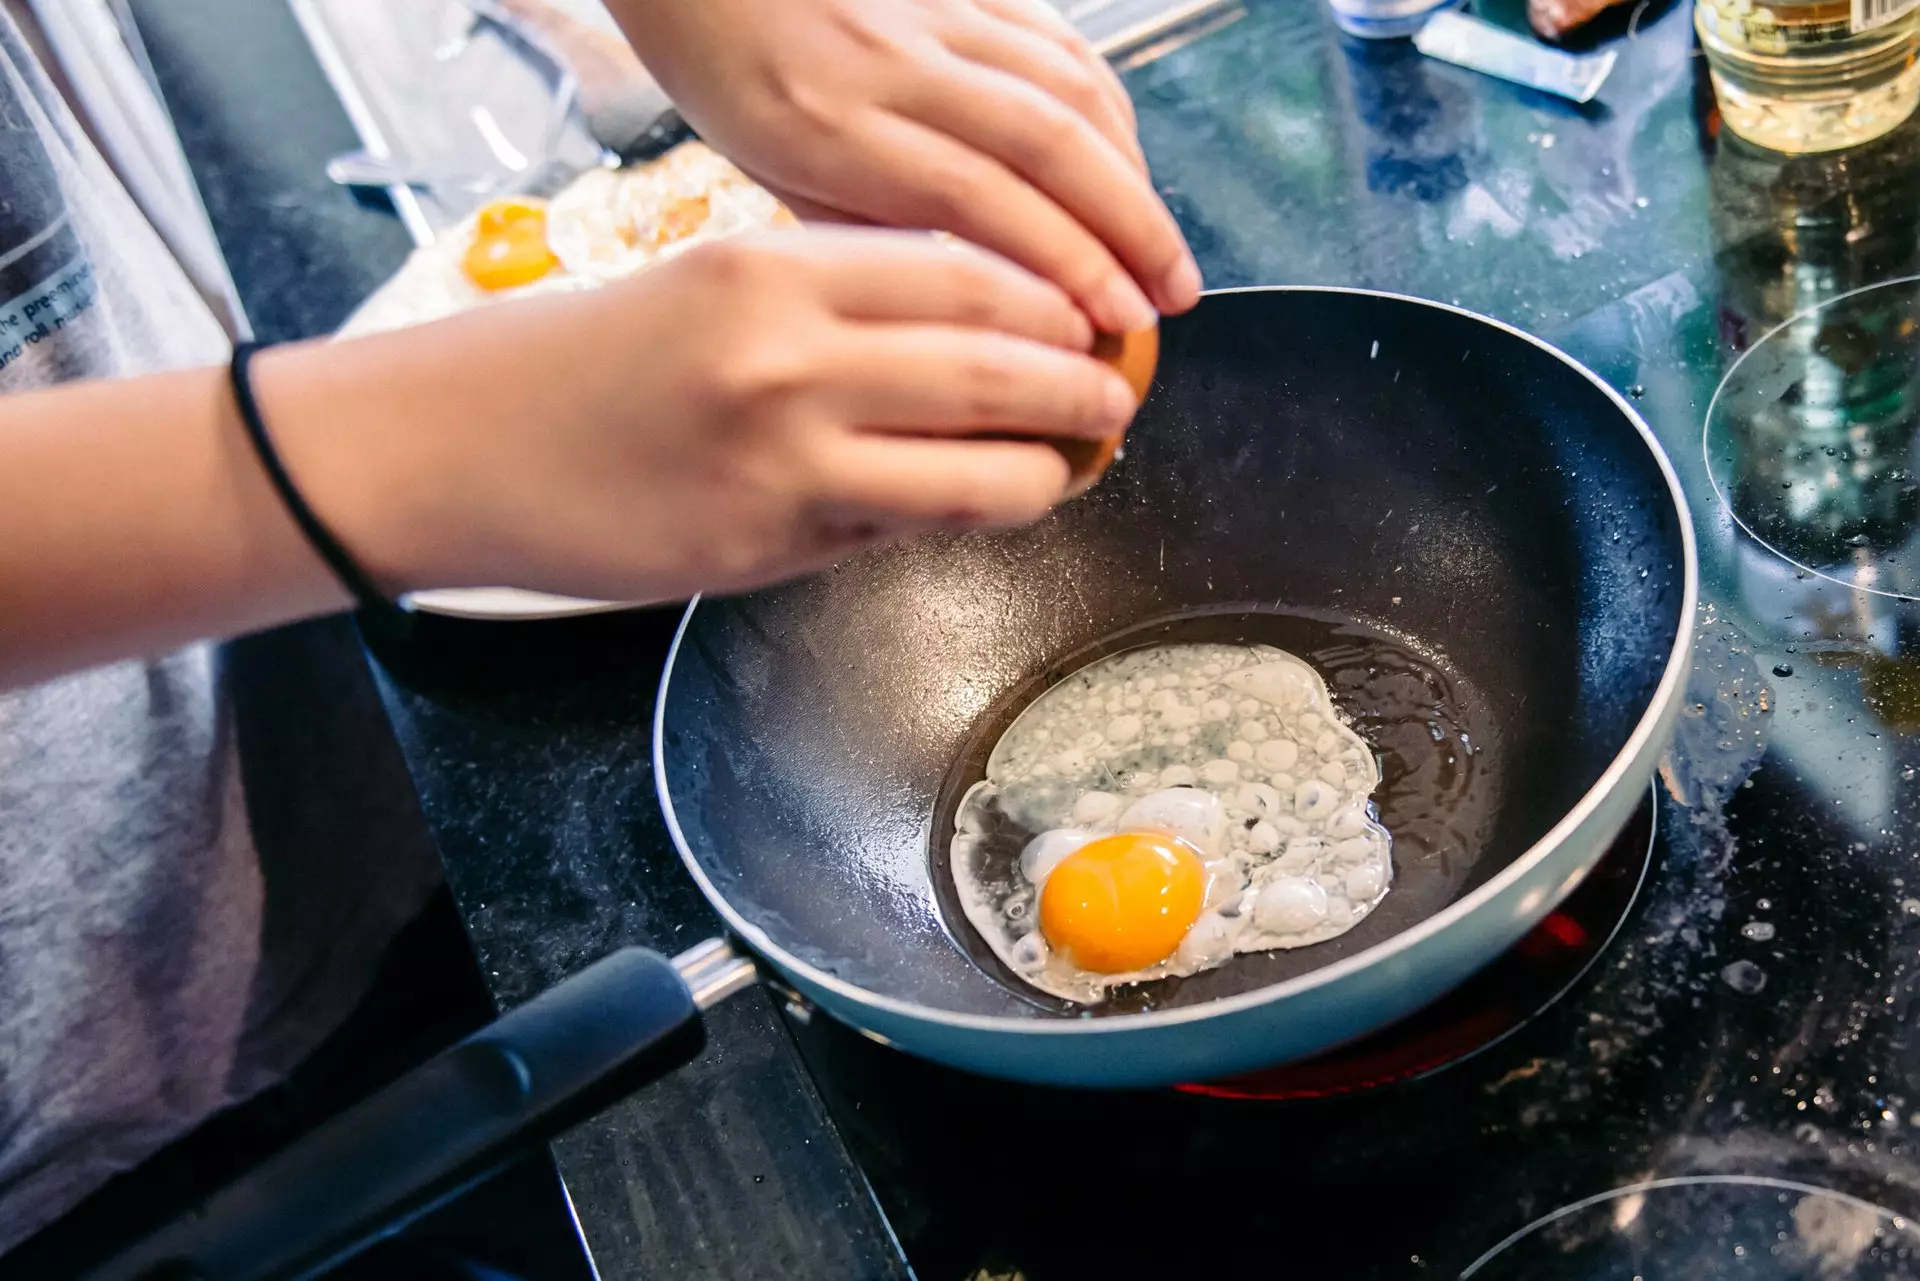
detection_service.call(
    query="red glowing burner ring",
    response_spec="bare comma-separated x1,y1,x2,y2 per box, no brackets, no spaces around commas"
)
1174,795,1654,1101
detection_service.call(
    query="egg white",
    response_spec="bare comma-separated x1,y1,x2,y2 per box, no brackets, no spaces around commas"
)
951,642,1393,1004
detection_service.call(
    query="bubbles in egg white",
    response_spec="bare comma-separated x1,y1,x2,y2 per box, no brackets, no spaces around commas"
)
547,143,789,281
950,642,1393,1004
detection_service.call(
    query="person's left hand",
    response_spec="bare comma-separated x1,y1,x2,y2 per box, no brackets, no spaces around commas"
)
603,0,1200,336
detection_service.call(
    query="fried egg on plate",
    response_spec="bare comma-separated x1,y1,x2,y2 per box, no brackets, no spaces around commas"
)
951,642,1393,1005
336,141,792,339
545,142,788,280
334,141,794,618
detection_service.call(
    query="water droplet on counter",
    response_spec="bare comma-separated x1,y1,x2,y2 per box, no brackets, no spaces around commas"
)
1627,384,1646,399
1741,921,1776,941
1903,766,1917,781
1722,960,1768,993
1773,663,1794,678
1903,898,1920,916
1634,196,1650,208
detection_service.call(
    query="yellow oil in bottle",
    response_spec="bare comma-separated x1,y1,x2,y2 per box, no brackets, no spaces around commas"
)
1696,0,1920,152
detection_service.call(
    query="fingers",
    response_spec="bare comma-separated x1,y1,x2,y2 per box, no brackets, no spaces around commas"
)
808,110,1159,335
818,433,1072,528
970,0,1142,141
783,228,1094,351
894,61,1199,317
823,323,1135,438
975,0,1112,57
758,183,872,226
944,13,1146,174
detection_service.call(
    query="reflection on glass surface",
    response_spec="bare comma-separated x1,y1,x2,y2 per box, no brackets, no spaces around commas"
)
1711,124,1920,345
1332,32,1472,203
1460,1176,1920,1278
1709,276,1920,594
1706,123,1920,641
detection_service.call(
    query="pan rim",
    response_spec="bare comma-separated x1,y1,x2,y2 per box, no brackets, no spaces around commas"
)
653,284,1701,1038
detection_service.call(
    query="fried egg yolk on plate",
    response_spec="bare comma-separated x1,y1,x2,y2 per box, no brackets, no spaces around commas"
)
950,642,1393,1004
461,198,561,292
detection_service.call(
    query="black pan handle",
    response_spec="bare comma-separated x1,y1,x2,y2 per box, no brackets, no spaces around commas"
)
86,939,757,1281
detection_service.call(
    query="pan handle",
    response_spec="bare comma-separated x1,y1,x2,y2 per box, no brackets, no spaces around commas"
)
90,939,757,1281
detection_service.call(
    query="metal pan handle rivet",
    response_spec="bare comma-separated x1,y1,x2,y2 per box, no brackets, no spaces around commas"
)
673,936,758,1009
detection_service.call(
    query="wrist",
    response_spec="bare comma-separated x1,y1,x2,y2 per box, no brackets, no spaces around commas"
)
246,335,466,598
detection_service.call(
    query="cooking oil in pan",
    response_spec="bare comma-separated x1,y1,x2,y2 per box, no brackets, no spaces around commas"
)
929,608,1503,1015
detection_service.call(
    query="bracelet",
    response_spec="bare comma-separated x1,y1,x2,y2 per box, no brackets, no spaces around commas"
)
229,342,415,646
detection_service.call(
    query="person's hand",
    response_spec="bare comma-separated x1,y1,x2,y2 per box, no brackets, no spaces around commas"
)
260,229,1139,603
604,0,1200,335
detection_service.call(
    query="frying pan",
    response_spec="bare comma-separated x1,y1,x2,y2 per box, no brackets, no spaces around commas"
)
90,288,1695,1280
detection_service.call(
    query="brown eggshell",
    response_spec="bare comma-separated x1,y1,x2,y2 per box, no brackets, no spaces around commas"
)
1056,325,1159,495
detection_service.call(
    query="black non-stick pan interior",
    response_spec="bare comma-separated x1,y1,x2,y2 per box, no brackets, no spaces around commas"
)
657,289,1687,1021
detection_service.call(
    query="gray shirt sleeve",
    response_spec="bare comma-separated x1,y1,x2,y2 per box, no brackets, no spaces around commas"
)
0,11,442,1248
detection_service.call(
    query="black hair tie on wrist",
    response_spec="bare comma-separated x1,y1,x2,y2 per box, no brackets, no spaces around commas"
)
229,341,415,647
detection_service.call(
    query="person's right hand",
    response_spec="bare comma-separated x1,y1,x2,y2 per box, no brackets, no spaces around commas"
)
260,228,1139,604
603,0,1199,335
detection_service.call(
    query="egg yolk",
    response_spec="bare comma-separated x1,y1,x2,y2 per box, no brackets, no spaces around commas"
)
1039,832,1206,974
462,198,558,291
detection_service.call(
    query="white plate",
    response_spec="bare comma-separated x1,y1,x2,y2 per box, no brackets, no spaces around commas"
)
335,141,784,622
402,586,633,620
340,198,631,621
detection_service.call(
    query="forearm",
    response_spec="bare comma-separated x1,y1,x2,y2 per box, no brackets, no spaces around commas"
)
592,0,696,91
0,358,348,689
